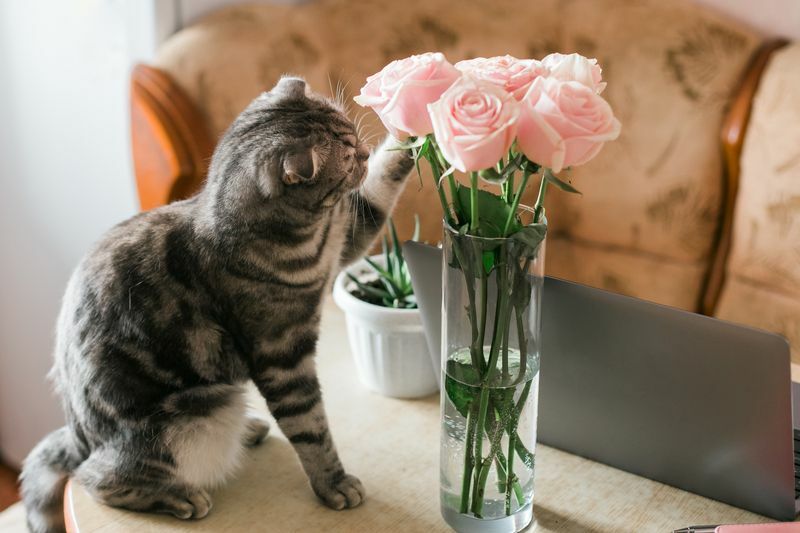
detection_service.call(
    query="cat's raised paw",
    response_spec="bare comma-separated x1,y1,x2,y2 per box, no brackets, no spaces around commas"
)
314,473,365,510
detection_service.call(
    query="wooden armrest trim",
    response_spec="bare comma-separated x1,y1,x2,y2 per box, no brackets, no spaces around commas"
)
701,39,789,315
130,64,215,211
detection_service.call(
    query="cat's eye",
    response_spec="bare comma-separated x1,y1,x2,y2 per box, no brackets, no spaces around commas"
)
341,135,357,148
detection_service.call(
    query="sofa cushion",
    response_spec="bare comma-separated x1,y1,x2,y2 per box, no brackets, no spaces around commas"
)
715,43,800,362
154,0,759,310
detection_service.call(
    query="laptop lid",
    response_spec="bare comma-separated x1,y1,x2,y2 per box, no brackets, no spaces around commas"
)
403,241,795,521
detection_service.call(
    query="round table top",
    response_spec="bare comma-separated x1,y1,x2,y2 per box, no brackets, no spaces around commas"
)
66,300,784,532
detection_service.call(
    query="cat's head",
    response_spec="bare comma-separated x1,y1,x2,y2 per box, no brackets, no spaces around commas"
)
211,76,371,211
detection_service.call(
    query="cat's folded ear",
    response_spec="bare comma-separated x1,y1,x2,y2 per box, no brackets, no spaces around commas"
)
282,146,321,185
274,76,308,100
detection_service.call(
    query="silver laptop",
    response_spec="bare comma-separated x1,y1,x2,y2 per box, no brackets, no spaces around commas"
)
403,241,797,521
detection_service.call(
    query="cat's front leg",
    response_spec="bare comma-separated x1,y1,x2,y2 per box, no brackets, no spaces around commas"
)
252,342,364,509
340,136,414,265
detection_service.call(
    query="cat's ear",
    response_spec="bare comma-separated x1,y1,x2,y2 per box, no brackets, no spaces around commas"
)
282,146,321,185
274,76,307,100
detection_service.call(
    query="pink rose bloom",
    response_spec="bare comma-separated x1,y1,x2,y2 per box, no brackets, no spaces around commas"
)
353,52,460,139
455,55,548,100
428,77,520,173
542,52,606,94
516,77,621,173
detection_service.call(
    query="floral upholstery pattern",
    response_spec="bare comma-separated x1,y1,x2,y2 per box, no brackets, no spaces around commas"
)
154,0,761,313
715,43,800,362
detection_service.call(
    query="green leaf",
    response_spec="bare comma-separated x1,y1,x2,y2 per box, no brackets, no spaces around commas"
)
364,256,393,281
478,168,503,183
545,170,582,195
510,224,547,256
456,187,523,238
482,250,495,274
411,214,420,242
382,235,390,269
390,253,401,284
346,273,392,300
444,361,481,417
515,440,534,468
412,136,432,182
350,214,419,309
388,217,403,263
379,275,401,299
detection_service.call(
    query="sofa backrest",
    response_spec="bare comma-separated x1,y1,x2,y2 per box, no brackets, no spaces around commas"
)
150,0,761,313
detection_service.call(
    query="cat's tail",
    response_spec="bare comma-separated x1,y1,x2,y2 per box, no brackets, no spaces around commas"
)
20,426,86,533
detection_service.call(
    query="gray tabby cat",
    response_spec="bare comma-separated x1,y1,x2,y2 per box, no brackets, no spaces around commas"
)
20,76,413,533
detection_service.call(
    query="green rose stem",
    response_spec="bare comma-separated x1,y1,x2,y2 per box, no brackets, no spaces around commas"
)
471,266,516,516
430,137,462,219
472,395,509,516
471,381,490,514
534,169,551,223
469,172,480,233
420,143,487,516
422,145,453,226
468,209,540,517
505,307,531,514
459,402,478,513
513,306,528,387
503,150,516,204
505,430,517,515
425,148,483,374
499,271,533,515
494,440,524,505
468,243,489,515
499,254,510,379
464,262,483,372
502,169,533,236
429,150,546,518
461,166,546,517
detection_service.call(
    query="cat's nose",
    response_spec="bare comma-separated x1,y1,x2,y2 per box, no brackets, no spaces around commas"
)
356,144,370,161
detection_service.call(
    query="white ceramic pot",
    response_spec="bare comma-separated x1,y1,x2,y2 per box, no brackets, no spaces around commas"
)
333,256,438,399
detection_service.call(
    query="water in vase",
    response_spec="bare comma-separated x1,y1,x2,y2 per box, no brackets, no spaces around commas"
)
441,347,539,532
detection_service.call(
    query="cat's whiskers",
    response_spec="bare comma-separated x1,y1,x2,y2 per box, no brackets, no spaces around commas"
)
361,127,380,148
327,73,335,100
349,191,360,245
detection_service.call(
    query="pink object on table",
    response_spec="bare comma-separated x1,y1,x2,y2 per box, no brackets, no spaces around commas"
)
716,524,800,532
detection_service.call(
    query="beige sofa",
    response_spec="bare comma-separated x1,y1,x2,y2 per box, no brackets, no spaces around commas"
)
130,0,799,361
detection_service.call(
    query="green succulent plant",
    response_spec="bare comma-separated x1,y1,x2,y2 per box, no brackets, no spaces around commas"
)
347,215,420,309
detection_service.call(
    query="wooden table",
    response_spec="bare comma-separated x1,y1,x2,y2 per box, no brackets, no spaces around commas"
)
65,299,790,532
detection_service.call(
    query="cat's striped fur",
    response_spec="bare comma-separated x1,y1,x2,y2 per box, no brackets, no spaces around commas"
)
20,77,413,533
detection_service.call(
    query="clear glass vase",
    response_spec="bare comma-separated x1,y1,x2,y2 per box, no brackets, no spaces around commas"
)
440,214,545,533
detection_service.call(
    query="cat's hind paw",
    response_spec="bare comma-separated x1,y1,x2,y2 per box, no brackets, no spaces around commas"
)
153,489,213,520
313,473,365,510
243,416,270,447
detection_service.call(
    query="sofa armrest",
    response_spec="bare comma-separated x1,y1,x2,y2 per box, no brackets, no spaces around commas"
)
701,39,788,314
130,64,214,211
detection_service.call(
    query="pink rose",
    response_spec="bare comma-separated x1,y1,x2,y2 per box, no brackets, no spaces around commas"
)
516,76,620,172
353,52,460,139
542,52,606,94
455,55,548,100
428,77,519,173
